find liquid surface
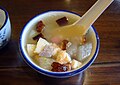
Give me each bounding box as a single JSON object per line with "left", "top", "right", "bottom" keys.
{"left": 42, "top": 24, "right": 86, "bottom": 44}
{"left": 0, "top": 9, "right": 5, "bottom": 29}
{"left": 26, "top": 12, "right": 97, "bottom": 71}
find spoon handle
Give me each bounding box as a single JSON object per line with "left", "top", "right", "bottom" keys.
{"left": 76, "top": 0, "right": 114, "bottom": 33}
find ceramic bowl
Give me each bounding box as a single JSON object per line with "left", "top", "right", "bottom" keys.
{"left": 19, "top": 10, "right": 100, "bottom": 78}
{"left": 0, "top": 7, "right": 11, "bottom": 49}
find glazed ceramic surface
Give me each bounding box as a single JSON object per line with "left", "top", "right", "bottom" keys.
{"left": 0, "top": 7, "right": 11, "bottom": 49}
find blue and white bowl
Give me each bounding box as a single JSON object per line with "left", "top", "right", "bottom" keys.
{"left": 0, "top": 7, "right": 11, "bottom": 49}
{"left": 20, "top": 10, "right": 100, "bottom": 78}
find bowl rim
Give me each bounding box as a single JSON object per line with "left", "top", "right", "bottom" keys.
{"left": 0, "top": 6, "right": 8, "bottom": 30}
{"left": 19, "top": 10, "right": 100, "bottom": 78}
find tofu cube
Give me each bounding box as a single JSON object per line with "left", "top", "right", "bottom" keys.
{"left": 27, "top": 44, "right": 36, "bottom": 57}
{"left": 71, "top": 59, "right": 82, "bottom": 69}
{"left": 56, "top": 50, "right": 71, "bottom": 64}
{"left": 34, "top": 38, "right": 49, "bottom": 54}
{"left": 38, "top": 56, "right": 55, "bottom": 70}
{"left": 39, "top": 43, "right": 60, "bottom": 57}
{"left": 77, "top": 43, "right": 92, "bottom": 61}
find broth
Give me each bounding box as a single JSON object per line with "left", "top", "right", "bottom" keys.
{"left": 27, "top": 12, "right": 97, "bottom": 71}
{"left": 0, "top": 9, "right": 5, "bottom": 29}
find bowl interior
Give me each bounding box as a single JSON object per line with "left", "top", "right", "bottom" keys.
{"left": 20, "top": 11, "right": 99, "bottom": 74}
{"left": 0, "top": 8, "right": 6, "bottom": 28}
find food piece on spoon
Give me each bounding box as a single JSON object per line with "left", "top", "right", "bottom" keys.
{"left": 56, "top": 16, "right": 68, "bottom": 26}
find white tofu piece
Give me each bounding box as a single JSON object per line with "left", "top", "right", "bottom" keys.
{"left": 34, "top": 38, "right": 49, "bottom": 54}
{"left": 66, "top": 44, "right": 78, "bottom": 57}
{"left": 50, "top": 43, "right": 61, "bottom": 56}
{"left": 71, "top": 59, "right": 82, "bottom": 69}
{"left": 56, "top": 50, "right": 71, "bottom": 64}
{"left": 77, "top": 43, "right": 92, "bottom": 61}
{"left": 38, "top": 56, "right": 55, "bottom": 70}
{"left": 27, "top": 44, "right": 36, "bottom": 57}
{"left": 39, "top": 43, "right": 60, "bottom": 57}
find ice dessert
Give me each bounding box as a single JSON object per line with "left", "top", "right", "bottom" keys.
{"left": 26, "top": 12, "right": 96, "bottom": 72}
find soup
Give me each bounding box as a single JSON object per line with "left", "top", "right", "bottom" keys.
{"left": 0, "top": 9, "right": 5, "bottom": 29}
{"left": 26, "top": 12, "right": 97, "bottom": 72}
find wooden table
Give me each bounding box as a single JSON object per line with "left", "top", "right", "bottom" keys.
{"left": 0, "top": 0, "right": 120, "bottom": 85}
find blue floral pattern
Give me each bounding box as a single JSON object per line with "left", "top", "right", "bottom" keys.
{"left": 0, "top": 7, "right": 11, "bottom": 49}
{"left": 0, "top": 28, "right": 8, "bottom": 47}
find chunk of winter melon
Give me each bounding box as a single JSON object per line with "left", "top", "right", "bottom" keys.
{"left": 34, "top": 38, "right": 49, "bottom": 54}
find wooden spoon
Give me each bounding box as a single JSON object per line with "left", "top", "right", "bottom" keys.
{"left": 45, "top": 0, "right": 114, "bottom": 42}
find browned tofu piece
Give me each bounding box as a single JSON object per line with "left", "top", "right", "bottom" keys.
{"left": 56, "top": 17, "right": 68, "bottom": 26}
{"left": 36, "top": 21, "right": 45, "bottom": 32}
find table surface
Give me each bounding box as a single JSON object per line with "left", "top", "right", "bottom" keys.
{"left": 0, "top": 0, "right": 120, "bottom": 85}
